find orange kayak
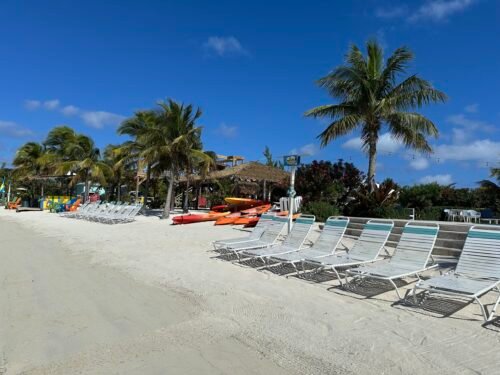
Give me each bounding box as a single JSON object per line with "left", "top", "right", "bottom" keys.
{"left": 173, "top": 211, "right": 230, "bottom": 225}
{"left": 215, "top": 212, "right": 241, "bottom": 225}
{"left": 241, "top": 204, "right": 271, "bottom": 215}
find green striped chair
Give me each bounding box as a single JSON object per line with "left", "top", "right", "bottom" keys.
{"left": 303, "top": 219, "right": 394, "bottom": 283}
{"left": 346, "top": 222, "right": 439, "bottom": 299}
{"left": 409, "top": 225, "right": 500, "bottom": 323}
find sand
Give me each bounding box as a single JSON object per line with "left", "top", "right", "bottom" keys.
{"left": 1, "top": 209, "right": 499, "bottom": 374}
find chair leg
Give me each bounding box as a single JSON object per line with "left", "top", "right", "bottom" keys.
{"left": 331, "top": 267, "right": 343, "bottom": 285}
{"left": 473, "top": 296, "right": 489, "bottom": 322}
{"left": 389, "top": 279, "right": 403, "bottom": 300}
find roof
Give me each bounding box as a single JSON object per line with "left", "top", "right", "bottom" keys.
{"left": 181, "top": 162, "right": 289, "bottom": 183}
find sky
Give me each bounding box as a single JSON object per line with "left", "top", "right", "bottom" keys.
{"left": 0, "top": 0, "right": 499, "bottom": 187}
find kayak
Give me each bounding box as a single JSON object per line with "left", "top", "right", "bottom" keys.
{"left": 211, "top": 204, "right": 230, "bottom": 212}
{"left": 172, "top": 211, "right": 230, "bottom": 225}
{"left": 214, "top": 212, "right": 241, "bottom": 225}
{"left": 243, "top": 217, "right": 260, "bottom": 228}
{"left": 241, "top": 204, "right": 271, "bottom": 215}
{"left": 224, "top": 198, "right": 264, "bottom": 208}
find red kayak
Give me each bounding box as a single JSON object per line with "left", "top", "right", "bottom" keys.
{"left": 172, "top": 211, "right": 230, "bottom": 225}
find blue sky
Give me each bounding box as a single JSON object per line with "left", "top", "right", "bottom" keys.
{"left": 0, "top": 0, "right": 498, "bottom": 187}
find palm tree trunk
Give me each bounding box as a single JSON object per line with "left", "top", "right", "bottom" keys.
{"left": 162, "top": 171, "right": 175, "bottom": 219}
{"left": 183, "top": 178, "right": 190, "bottom": 213}
{"left": 144, "top": 164, "right": 151, "bottom": 202}
{"left": 84, "top": 170, "right": 90, "bottom": 202}
{"left": 367, "top": 137, "right": 377, "bottom": 192}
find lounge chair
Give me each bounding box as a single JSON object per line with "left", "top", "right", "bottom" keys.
{"left": 226, "top": 215, "right": 288, "bottom": 260}
{"left": 408, "top": 225, "right": 500, "bottom": 323}
{"left": 241, "top": 215, "right": 316, "bottom": 264}
{"left": 269, "top": 216, "right": 350, "bottom": 274}
{"left": 7, "top": 197, "right": 21, "bottom": 210}
{"left": 212, "top": 213, "right": 275, "bottom": 250}
{"left": 303, "top": 219, "right": 394, "bottom": 284}
{"left": 345, "top": 222, "right": 439, "bottom": 298}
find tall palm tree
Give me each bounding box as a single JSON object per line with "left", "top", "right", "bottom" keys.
{"left": 45, "top": 126, "right": 112, "bottom": 202}
{"left": 305, "top": 40, "right": 447, "bottom": 190}
{"left": 116, "top": 110, "right": 158, "bottom": 201}
{"left": 139, "top": 99, "right": 212, "bottom": 218}
{"left": 12, "top": 142, "right": 49, "bottom": 198}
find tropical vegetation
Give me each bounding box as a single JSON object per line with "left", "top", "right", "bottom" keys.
{"left": 305, "top": 40, "right": 446, "bottom": 191}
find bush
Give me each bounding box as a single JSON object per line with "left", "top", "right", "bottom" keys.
{"left": 302, "top": 201, "right": 340, "bottom": 222}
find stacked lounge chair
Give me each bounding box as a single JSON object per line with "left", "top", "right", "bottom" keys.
{"left": 61, "top": 202, "right": 142, "bottom": 224}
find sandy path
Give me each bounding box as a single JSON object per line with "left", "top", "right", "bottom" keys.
{"left": 0, "top": 219, "right": 288, "bottom": 374}
{"left": 1, "top": 209, "right": 500, "bottom": 374}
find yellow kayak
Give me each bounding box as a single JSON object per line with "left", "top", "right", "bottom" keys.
{"left": 224, "top": 197, "right": 262, "bottom": 206}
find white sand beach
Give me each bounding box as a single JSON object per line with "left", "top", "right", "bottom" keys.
{"left": 1, "top": 209, "right": 499, "bottom": 374}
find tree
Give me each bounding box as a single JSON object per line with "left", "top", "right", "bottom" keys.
{"left": 12, "top": 142, "right": 49, "bottom": 199}
{"left": 305, "top": 40, "right": 446, "bottom": 190}
{"left": 295, "top": 159, "right": 364, "bottom": 207}
{"left": 138, "top": 99, "right": 212, "bottom": 218}
{"left": 116, "top": 110, "right": 158, "bottom": 200}
{"left": 262, "top": 146, "right": 284, "bottom": 169}
{"left": 44, "top": 126, "right": 112, "bottom": 202}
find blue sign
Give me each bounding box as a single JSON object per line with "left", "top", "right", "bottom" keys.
{"left": 283, "top": 155, "right": 301, "bottom": 167}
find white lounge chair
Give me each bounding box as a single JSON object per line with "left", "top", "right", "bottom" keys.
{"left": 303, "top": 219, "right": 394, "bottom": 284}
{"left": 226, "top": 216, "right": 288, "bottom": 260}
{"left": 408, "top": 225, "right": 500, "bottom": 323}
{"left": 212, "top": 213, "right": 275, "bottom": 251}
{"left": 241, "top": 215, "right": 316, "bottom": 264}
{"left": 269, "top": 216, "right": 350, "bottom": 274}
{"left": 345, "top": 222, "right": 439, "bottom": 299}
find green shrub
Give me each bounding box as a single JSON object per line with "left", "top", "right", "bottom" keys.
{"left": 302, "top": 201, "right": 340, "bottom": 222}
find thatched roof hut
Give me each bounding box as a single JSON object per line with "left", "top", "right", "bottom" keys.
{"left": 180, "top": 162, "right": 289, "bottom": 184}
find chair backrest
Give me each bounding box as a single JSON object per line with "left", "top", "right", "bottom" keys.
{"left": 455, "top": 225, "right": 500, "bottom": 280}
{"left": 281, "top": 215, "right": 315, "bottom": 250}
{"left": 249, "top": 213, "right": 274, "bottom": 239}
{"left": 349, "top": 219, "right": 394, "bottom": 261}
{"left": 311, "top": 216, "right": 349, "bottom": 255}
{"left": 390, "top": 222, "right": 439, "bottom": 269}
{"left": 259, "top": 215, "right": 287, "bottom": 244}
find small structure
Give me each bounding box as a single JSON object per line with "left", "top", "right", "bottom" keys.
{"left": 179, "top": 162, "right": 290, "bottom": 204}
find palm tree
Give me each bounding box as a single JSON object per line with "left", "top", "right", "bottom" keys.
{"left": 116, "top": 111, "right": 158, "bottom": 200}
{"left": 139, "top": 99, "right": 212, "bottom": 218}
{"left": 44, "top": 126, "right": 112, "bottom": 202}
{"left": 12, "top": 142, "right": 49, "bottom": 199}
{"left": 305, "top": 40, "right": 446, "bottom": 190}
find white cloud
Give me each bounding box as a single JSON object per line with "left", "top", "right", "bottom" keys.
{"left": 81, "top": 111, "right": 126, "bottom": 129}
{"left": 409, "top": 0, "right": 477, "bottom": 22}
{"left": 375, "top": 6, "right": 408, "bottom": 19}
{"left": 60, "top": 105, "right": 80, "bottom": 116}
{"left": 409, "top": 157, "right": 430, "bottom": 170}
{"left": 289, "top": 143, "right": 319, "bottom": 156}
{"left": 0, "top": 120, "right": 35, "bottom": 138}
{"left": 43, "top": 99, "right": 60, "bottom": 110}
{"left": 203, "top": 36, "right": 248, "bottom": 57}
{"left": 24, "top": 98, "right": 124, "bottom": 129}
{"left": 24, "top": 99, "right": 41, "bottom": 110}
{"left": 342, "top": 133, "right": 403, "bottom": 153}
{"left": 215, "top": 123, "right": 238, "bottom": 138}
{"left": 451, "top": 128, "right": 468, "bottom": 144}
{"left": 446, "top": 113, "right": 494, "bottom": 132}
{"left": 419, "top": 174, "right": 453, "bottom": 185}
{"left": 434, "top": 139, "right": 500, "bottom": 162}
{"left": 464, "top": 103, "right": 478, "bottom": 113}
